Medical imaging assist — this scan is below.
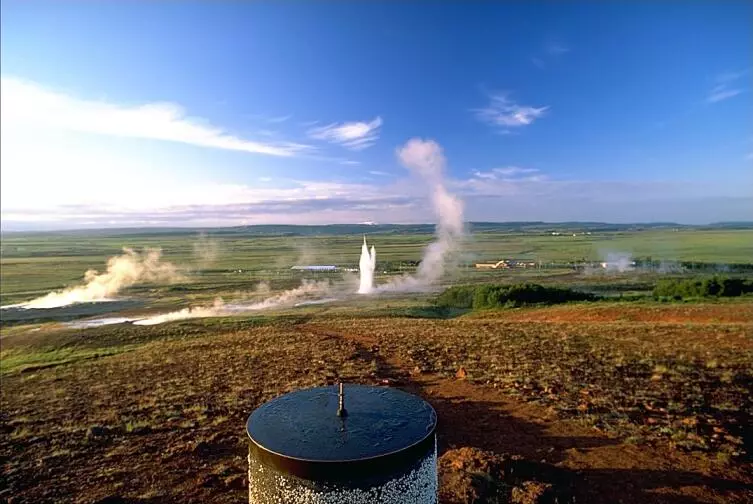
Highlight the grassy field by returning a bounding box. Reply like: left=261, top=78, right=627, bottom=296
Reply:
left=1, top=225, right=752, bottom=503
left=2, top=226, right=752, bottom=305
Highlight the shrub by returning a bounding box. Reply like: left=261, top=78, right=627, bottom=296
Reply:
left=653, top=276, right=753, bottom=299
left=437, top=283, right=596, bottom=310
left=436, top=285, right=476, bottom=309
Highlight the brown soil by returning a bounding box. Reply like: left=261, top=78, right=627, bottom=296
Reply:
left=472, top=303, right=753, bottom=324
left=303, top=322, right=753, bottom=504
left=2, top=309, right=751, bottom=503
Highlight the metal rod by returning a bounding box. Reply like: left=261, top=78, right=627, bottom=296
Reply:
left=337, top=382, right=348, bottom=417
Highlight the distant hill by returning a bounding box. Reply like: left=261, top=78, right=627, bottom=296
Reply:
left=3, top=221, right=752, bottom=238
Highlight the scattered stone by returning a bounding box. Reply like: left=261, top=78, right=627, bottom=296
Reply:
left=455, top=367, right=468, bottom=379
left=197, top=473, right=221, bottom=488
left=439, top=447, right=572, bottom=504
left=224, top=474, right=246, bottom=490
left=129, top=425, right=152, bottom=435
left=511, top=481, right=554, bottom=504
left=91, top=496, right=128, bottom=504
left=192, top=441, right=211, bottom=457
left=86, top=425, right=111, bottom=440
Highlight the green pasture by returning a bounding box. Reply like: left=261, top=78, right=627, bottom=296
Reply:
left=1, top=227, right=751, bottom=305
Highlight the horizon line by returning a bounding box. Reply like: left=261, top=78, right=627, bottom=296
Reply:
left=2, top=220, right=752, bottom=234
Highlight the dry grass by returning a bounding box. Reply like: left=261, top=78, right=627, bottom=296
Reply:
left=1, top=302, right=751, bottom=503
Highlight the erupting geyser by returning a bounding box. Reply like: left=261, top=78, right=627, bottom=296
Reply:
left=358, top=235, right=376, bottom=294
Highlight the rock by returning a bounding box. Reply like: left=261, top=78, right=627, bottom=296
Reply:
left=439, top=447, right=572, bottom=504
left=197, top=473, right=221, bottom=488
left=91, top=497, right=128, bottom=504
left=86, top=425, right=111, bottom=440
left=439, top=447, right=509, bottom=503
left=511, top=481, right=554, bottom=504
left=455, top=367, right=468, bottom=379
left=224, top=474, right=246, bottom=490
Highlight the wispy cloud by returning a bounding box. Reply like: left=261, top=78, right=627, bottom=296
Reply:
left=707, top=85, right=742, bottom=103
left=473, top=94, right=549, bottom=131
left=531, top=38, right=570, bottom=69
left=0, top=77, right=311, bottom=157
left=369, top=170, right=390, bottom=176
left=6, top=173, right=746, bottom=230
left=545, top=42, right=570, bottom=56
left=267, top=114, right=292, bottom=123
left=706, top=71, right=747, bottom=103
left=471, top=166, right=543, bottom=181
left=307, top=117, right=382, bottom=150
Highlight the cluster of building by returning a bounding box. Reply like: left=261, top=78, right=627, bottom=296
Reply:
left=474, top=259, right=538, bottom=269
left=290, top=265, right=359, bottom=273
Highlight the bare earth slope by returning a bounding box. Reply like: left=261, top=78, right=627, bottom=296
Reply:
left=2, top=302, right=751, bottom=503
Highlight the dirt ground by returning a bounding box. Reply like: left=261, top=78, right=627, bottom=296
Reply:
left=1, top=303, right=751, bottom=503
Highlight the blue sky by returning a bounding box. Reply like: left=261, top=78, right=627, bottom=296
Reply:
left=1, top=1, right=751, bottom=230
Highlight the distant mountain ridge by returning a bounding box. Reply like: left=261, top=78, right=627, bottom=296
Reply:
left=3, top=221, right=752, bottom=238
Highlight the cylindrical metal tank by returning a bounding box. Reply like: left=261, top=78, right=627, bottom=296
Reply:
left=246, top=383, right=438, bottom=503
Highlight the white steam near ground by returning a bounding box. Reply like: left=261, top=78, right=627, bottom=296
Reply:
left=193, top=233, right=220, bottom=269
left=602, top=252, right=636, bottom=273
left=126, top=138, right=466, bottom=325
left=2, top=248, right=182, bottom=309
left=5, top=138, right=466, bottom=325
left=132, top=280, right=331, bottom=325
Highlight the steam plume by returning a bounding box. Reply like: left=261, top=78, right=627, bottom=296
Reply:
left=602, top=252, right=636, bottom=273
left=132, top=280, right=330, bottom=325
left=380, top=139, right=464, bottom=291
left=193, top=233, right=220, bottom=269
left=8, top=248, right=181, bottom=309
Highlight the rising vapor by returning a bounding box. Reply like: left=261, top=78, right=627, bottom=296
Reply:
left=193, top=233, right=220, bottom=269
left=379, top=138, right=465, bottom=291
left=6, top=248, right=182, bottom=309
left=132, top=280, right=331, bottom=325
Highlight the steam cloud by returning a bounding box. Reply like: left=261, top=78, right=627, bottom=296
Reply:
left=132, top=280, right=331, bottom=325
left=602, top=252, right=636, bottom=273
left=379, top=138, right=464, bottom=291
left=193, top=233, right=220, bottom=269
left=6, top=248, right=182, bottom=309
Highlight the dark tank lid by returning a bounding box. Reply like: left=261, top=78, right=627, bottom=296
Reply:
left=246, top=384, right=436, bottom=480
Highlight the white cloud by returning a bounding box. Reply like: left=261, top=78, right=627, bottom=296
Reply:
left=545, top=42, right=570, bottom=55
left=472, top=166, right=540, bottom=180
left=307, top=117, right=382, bottom=150
left=706, top=71, right=747, bottom=103
left=267, top=114, right=292, bottom=123
left=369, top=170, right=390, bottom=176
left=474, top=94, right=549, bottom=130
left=0, top=77, right=311, bottom=157
left=716, top=71, right=746, bottom=84
left=472, top=170, right=497, bottom=180
left=707, top=86, right=742, bottom=103
left=339, top=160, right=361, bottom=166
